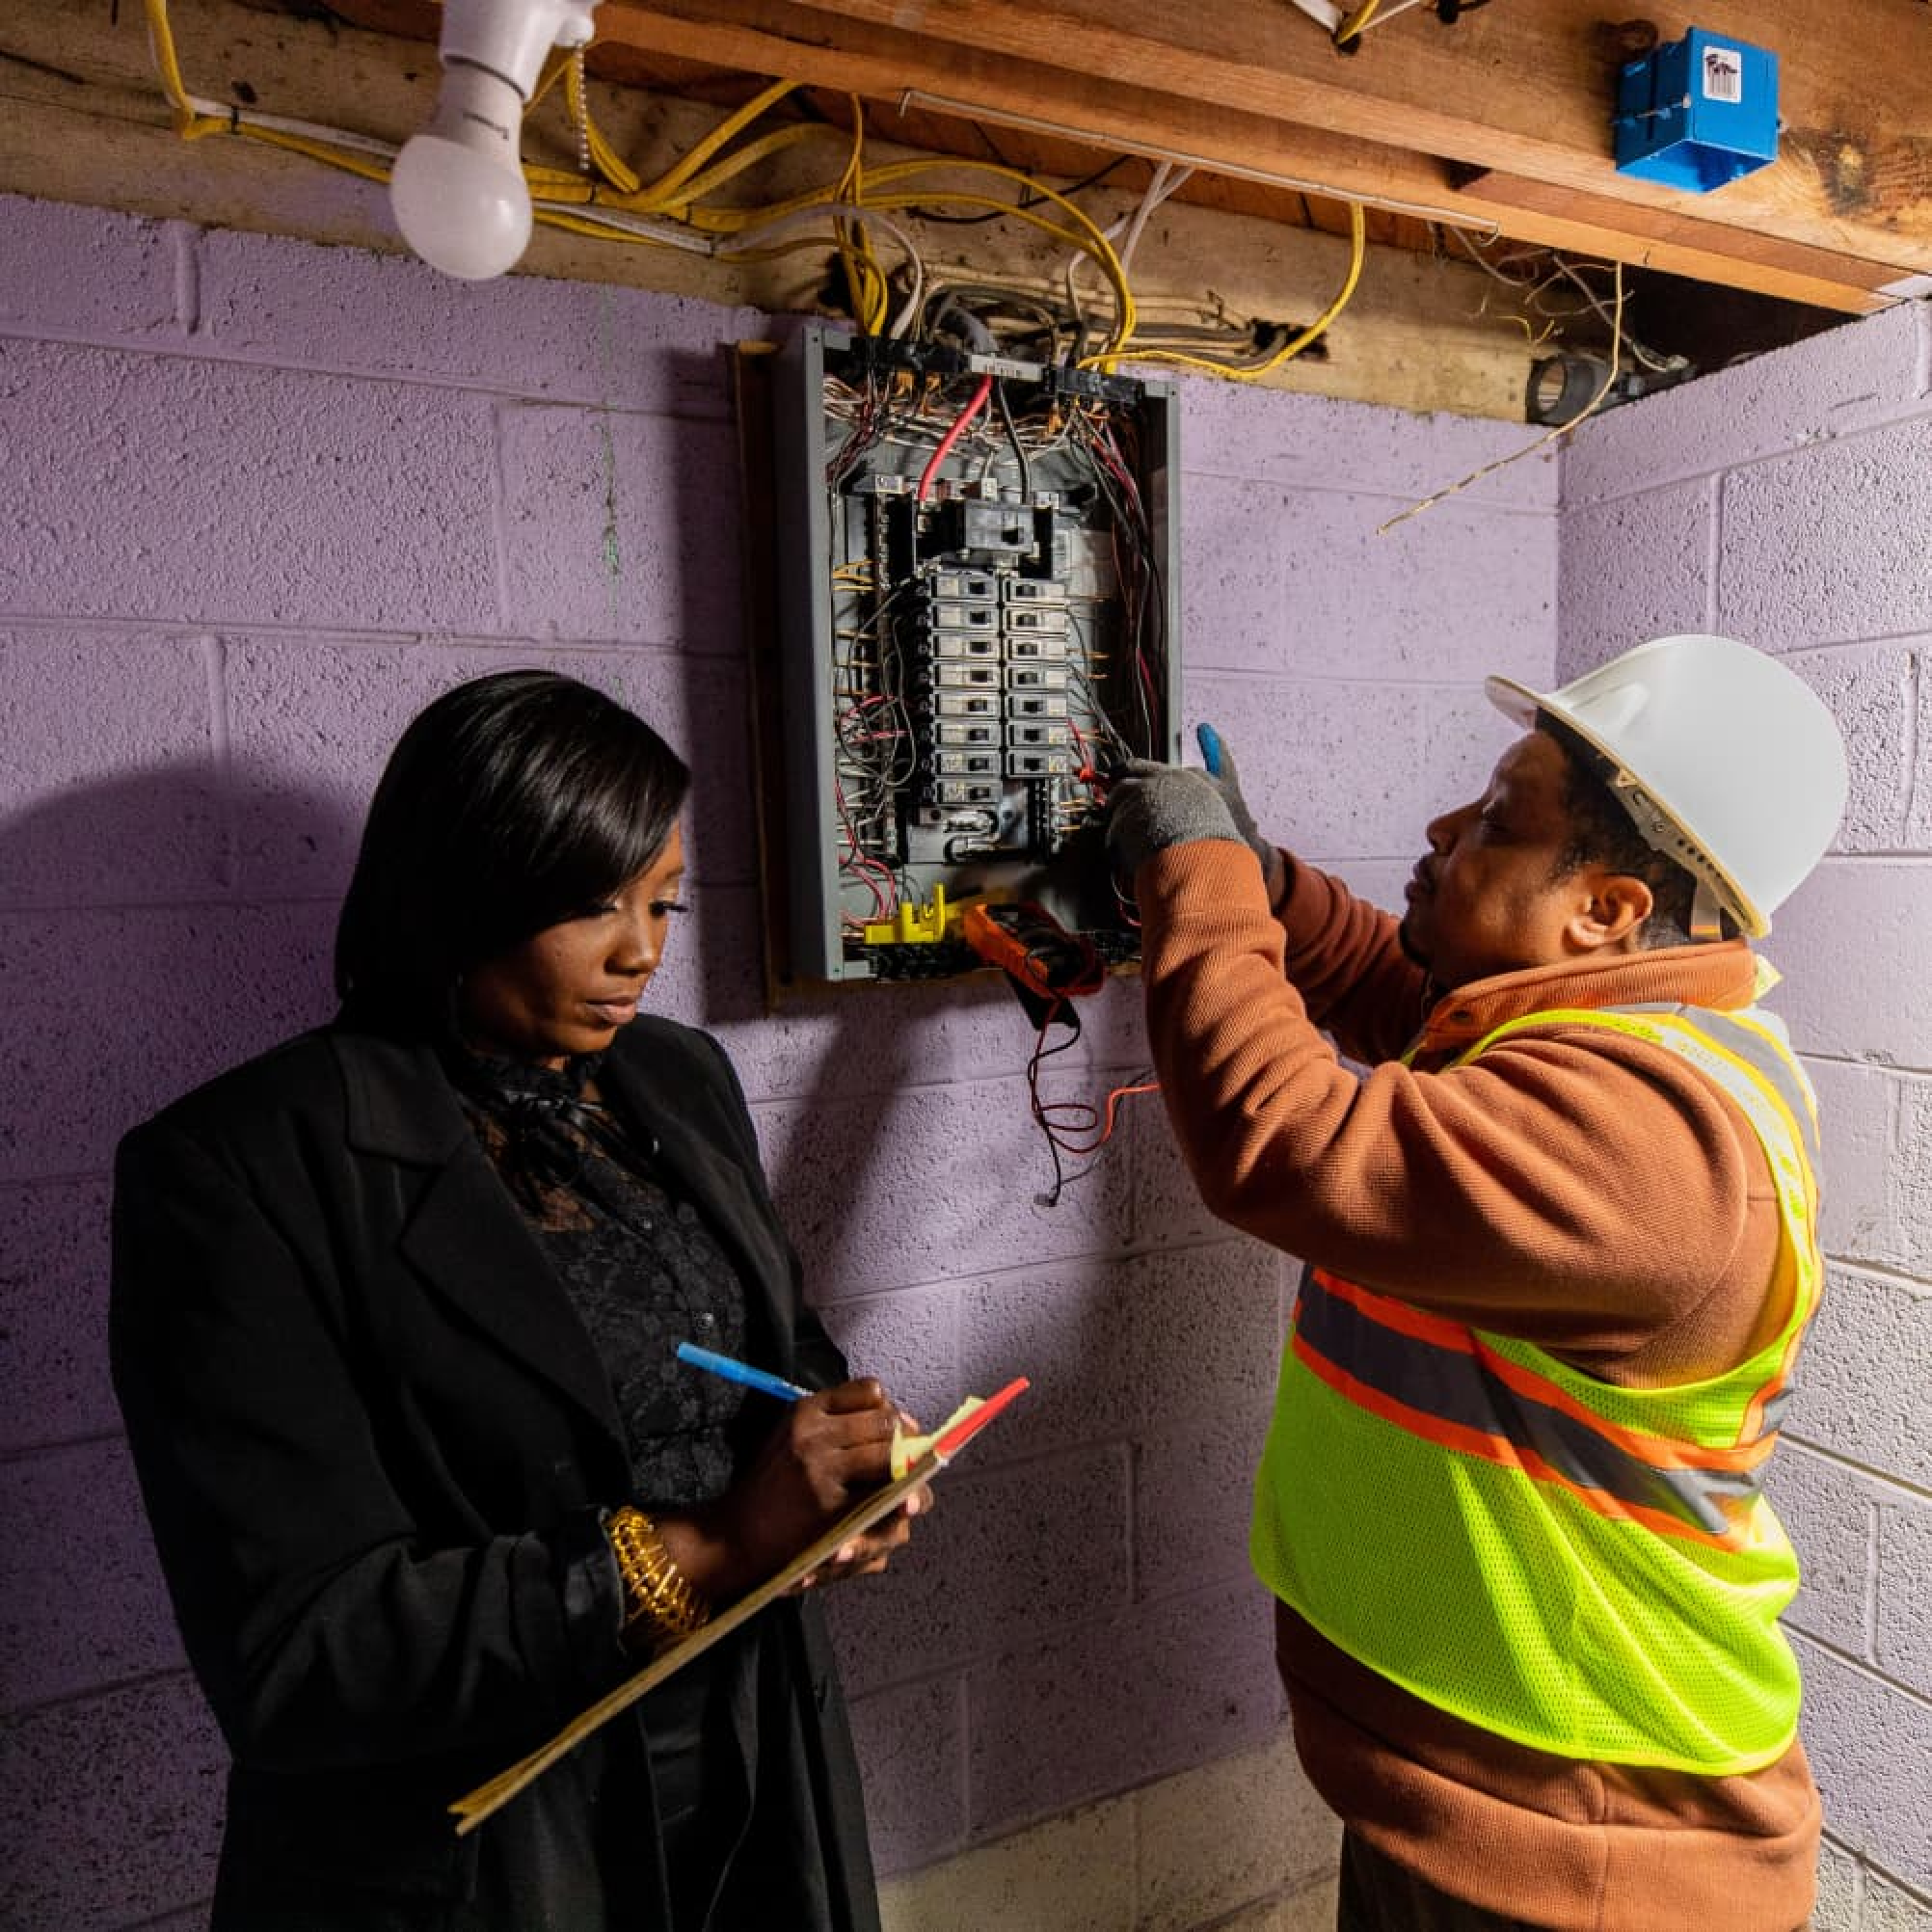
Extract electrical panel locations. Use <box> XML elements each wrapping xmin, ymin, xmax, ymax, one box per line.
<box><xmin>767</xmin><ymin>325</ymin><xmax>1182</xmax><ymax>985</ymax></box>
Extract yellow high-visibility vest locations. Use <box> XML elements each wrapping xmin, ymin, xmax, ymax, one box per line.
<box><xmin>1250</xmin><ymin>1003</ymin><xmax>1823</xmax><ymax>1773</ymax></box>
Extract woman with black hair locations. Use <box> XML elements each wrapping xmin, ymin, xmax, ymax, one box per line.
<box><xmin>111</xmin><ymin>669</ymin><xmax>922</xmax><ymax>1931</ymax></box>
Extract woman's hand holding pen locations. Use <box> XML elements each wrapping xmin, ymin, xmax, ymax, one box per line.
<box><xmin>655</xmin><ymin>1378</ymin><xmax>934</xmax><ymax>1605</ymax></box>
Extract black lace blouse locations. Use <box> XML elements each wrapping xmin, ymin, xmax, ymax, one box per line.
<box><xmin>445</xmin><ymin>1046</ymin><xmax>750</xmax><ymax>1508</ymax></box>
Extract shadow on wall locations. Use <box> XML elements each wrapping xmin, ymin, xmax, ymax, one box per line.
<box><xmin>0</xmin><ymin>763</ymin><xmax>349</xmax><ymax>1929</ymax></box>
<box><xmin>0</xmin><ymin>762</ymin><xmax>346</xmax><ymax>1449</ymax></box>
<box><xmin>0</xmin><ymin>756</ymin><xmax>346</xmax><ymax>1191</ymax></box>
<box><xmin>763</xmin><ymin>989</ymin><xmax>925</xmax><ymax>1285</ymax></box>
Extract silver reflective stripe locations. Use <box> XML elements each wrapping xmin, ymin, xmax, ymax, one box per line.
<box><xmin>1297</xmin><ymin>1274</ymin><xmax>1761</xmax><ymax>1538</ymax></box>
<box><xmin>1607</xmin><ymin>1003</ymin><xmax>1821</xmax><ymax>1174</ymax></box>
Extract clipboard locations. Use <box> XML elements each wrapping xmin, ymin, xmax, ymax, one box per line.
<box><xmin>449</xmin><ymin>1376</ymin><xmax>1030</xmax><ymax>1834</ymax></box>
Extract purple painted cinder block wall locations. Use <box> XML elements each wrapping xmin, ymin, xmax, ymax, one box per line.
<box><xmin>1558</xmin><ymin>304</ymin><xmax>1932</xmax><ymax>1929</ymax></box>
<box><xmin>0</xmin><ymin>193</ymin><xmax>1557</xmax><ymax>1928</ymax></box>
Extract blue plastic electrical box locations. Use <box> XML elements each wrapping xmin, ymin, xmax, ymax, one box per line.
<box><xmin>1614</xmin><ymin>29</ymin><xmax>1779</xmax><ymax>193</ymax></box>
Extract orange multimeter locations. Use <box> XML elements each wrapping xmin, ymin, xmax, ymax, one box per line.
<box><xmin>962</xmin><ymin>901</ymin><xmax>1106</xmax><ymax>1018</ymax></box>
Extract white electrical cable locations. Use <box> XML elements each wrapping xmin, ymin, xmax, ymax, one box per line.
<box><xmin>183</xmin><ymin>93</ymin><xmax>401</xmax><ymax>156</ymax></box>
<box><xmin>1061</xmin><ymin>158</ymin><xmax>1190</xmax><ymax>343</ymax></box>
<box><xmin>1117</xmin><ymin>162</ymin><xmax>1193</xmax><ymax>271</ymax></box>
<box><xmin>1282</xmin><ymin>0</ymin><xmax>1345</xmax><ymax>30</ymax></box>
<box><xmin>529</xmin><ymin>199</ymin><xmax>718</xmax><ymax>255</ymax></box>
<box><xmin>1445</xmin><ymin>228</ymin><xmax>1689</xmax><ymax>377</ymax></box>
<box><xmin>721</xmin><ymin>202</ymin><xmax>927</xmax><ymax>336</ymax></box>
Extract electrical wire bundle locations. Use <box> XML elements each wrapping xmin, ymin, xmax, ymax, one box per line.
<box><xmin>818</xmin><ymin>354</ymin><xmax>1166</xmax><ymax>937</ymax></box>
<box><xmin>141</xmin><ymin>0</ymin><xmax>1368</xmax><ymax>386</ymax></box>
<box><xmin>1024</xmin><ymin>1017</ymin><xmax>1160</xmax><ymax>1208</ymax></box>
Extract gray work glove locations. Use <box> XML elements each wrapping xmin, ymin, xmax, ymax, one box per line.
<box><xmin>1105</xmin><ymin>758</ymin><xmax>1245</xmax><ymax>885</ymax></box>
<box><xmin>1196</xmin><ymin>726</ymin><xmax>1287</xmax><ymax>904</ymax></box>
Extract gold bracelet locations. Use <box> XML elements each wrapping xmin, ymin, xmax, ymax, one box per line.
<box><xmin>605</xmin><ymin>1506</ymin><xmax>711</xmax><ymax>1646</ymax></box>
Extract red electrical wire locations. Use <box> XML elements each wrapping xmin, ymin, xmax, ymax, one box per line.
<box><xmin>1033</xmin><ymin>1069</ymin><xmax>1162</xmax><ymax>1159</ymax></box>
<box><xmin>833</xmin><ymin>767</ymin><xmax>898</xmax><ymax>926</ymax></box>
<box><xmin>1067</xmin><ymin>717</ymin><xmax>1108</xmax><ymax>799</ymax></box>
<box><xmin>1021</xmin><ymin>1001</ymin><xmax>1162</xmax><ymax>1203</ymax></box>
<box><xmin>916</xmin><ymin>375</ymin><xmax>995</xmax><ymax>503</ymax></box>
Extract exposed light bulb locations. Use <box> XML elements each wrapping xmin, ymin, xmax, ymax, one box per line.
<box><xmin>389</xmin><ymin>0</ymin><xmax>599</xmax><ymax>282</ymax></box>
<box><xmin>391</xmin><ymin>63</ymin><xmax>532</xmax><ymax>281</ymax></box>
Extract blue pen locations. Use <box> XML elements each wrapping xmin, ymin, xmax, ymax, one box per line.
<box><xmin>675</xmin><ymin>1340</ymin><xmax>809</xmax><ymax>1402</ymax></box>
<box><xmin>1196</xmin><ymin>720</ymin><xmax>1224</xmax><ymax>778</ymax></box>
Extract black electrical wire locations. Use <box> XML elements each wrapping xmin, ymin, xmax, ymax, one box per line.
<box><xmin>908</xmin><ymin>152</ymin><xmax>1137</xmax><ymax>227</ymax></box>
<box><xmin>1025</xmin><ymin>1002</ymin><xmax>1084</xmax><ymax>1207</ymax></box>
<box><xmin>994</xmin><ymin>380</ymin><xmax>1033</xmax><ymax>503</ymax></box>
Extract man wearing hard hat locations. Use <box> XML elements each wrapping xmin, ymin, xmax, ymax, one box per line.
<box><xmin>1107</xmin><ymin>635</ymin><xmax>1847</xmax><ymax>1932</ymax></box>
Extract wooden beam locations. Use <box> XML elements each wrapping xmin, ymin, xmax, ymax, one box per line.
<box><xmin>0</xmin><ymin>0</ymin><xmax>1545</xmax><ymax>419</ymax></box>
<box><xmin>1449</xmin><ymin>173</ymin><xmax>1897</xmax><ymax>310</ymax></box>
<box><xmin>585</xmin><ymin>0</ymin><xmax>1922</xmax><ymax>306</ymax></box>
<box><xmin>308</xmin><ymin>0</ymin><xmax>1901</xmax><ymax>309</ymax></box>
<box><xmin>711</xmin><ymin>0</ymin><xmax>1932</xmax><ymax>263</ymax></box>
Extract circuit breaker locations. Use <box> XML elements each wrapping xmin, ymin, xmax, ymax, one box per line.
<box><xmin>766</xmin><ymin>325</ymin><xmax>1183</xmax><ymax>986</ymax></box>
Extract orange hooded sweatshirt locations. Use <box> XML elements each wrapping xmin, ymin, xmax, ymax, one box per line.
<box><xmin>1134</xmin><ymin>840</ymin><xmax>1820</xmax><ymax>1932</ymax></box>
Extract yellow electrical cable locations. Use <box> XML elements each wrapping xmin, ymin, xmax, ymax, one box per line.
<box><xmin>1334</xmin><ymin>0</ymin><xmax>1382</xmax><ymax>45</ymax></box>
<box><xmin>527</xmin><ymin>80</ymin><xmax>818</xmax><ymax>210</ymax></box>
<box><xmin>630</xmin><ymin>77</ymin><xmax>800</xmax><ymax>208</ymax></box>
<box><xmin>228</xmin><ymin>125</ymin><xmax>395</xmax><ymax>185</ymax></box>
<box><xmin>833</xmin><ymin>222</ymin><xmax>867</xmax><ymax>327</ymax></box>
<box><xmin>643</xmin><ymin>125</ymin><xmax>844</xmax><ymax>212</ymax></box>
<box><xmin>837</xmin><ymin>187</ymin><xmax>1125</xmax><ymax>300</ymax></box>
<box><xmin>850</xmin><ymin>158</ymin><xmax>1137</xmax><ymax>353</ymax></box>
<box><xmin>589</xmin><ymin>123</ymin><xmax>639</xmax><ymax>193</ymax></box>
<box><xmin>526</xmin><ymin>47</ymin><xmax>574</xmax><ymax>116</ymax></box>
<box><xmin>148</xmin><ymin>0</ymin><xmax>822</xmax><ymax>250</ymax></box>
<box><xmin>845</xmin><ymin>190</ymin><xmax>1110</xmax><ymax>262</ymax></box>
<box><xmin>1124</xmin><ymin>200</ymin><xmax>1363</xmax><ymax>379</ymax></box>
<box><xmin>867</xmin><ymin>161</ymin><xmax>1131</xmax><ymax>305</ymax></box>
<box><xmin>830</xmin><ymin>98</ymin><xmax>888</xmax><ymax>335</ymax></box>
<box><xmin>836</xmin><ymin>95</ymin><xmax>865</xmax><ymax>203</ymax></box>
<box><xmin>1253</xmin><ymin>201</ymin><xmax>1363</xmax><ymax>368</ymax></box>
<box><xmin>534</xmin><ymin>45</ymin><xmax>647</xmax><ymax>199</ymax></box>
<box><xmin>145</xmin><ymin>0</ymin><xmax>206</xmax><ymax>133</ymax></box>
<box><xmin>146</xmin><ymin>0</ymin><xmax>397</xmax><ymax>190</ymax></box>
<box><xmin>522</xmin><ymin>124</ymin><xmax>761</xmax><ymax>200</ymax></box>
<box><xmin>523</xmin><ymin>123</ymin><xmax>832</xmax><ymax>207</ymax></box>
<box><xmin>148</xmin><ymin>0</ymin><xmax>1187</xmax><ymax>362</ymax></box>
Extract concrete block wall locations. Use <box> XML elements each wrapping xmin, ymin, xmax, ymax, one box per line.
<box><xmin>1558</xmin><ymin>298</ymin><xmax>1932</xmax><ymax>1930</ymax></box>
<box><xmin>0</xmin><ymin>191</ymin><xmax>1557</xmax><ymax>1928</ymax></box>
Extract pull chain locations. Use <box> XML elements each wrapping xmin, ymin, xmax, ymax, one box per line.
<box><xmin>573</xmin><ymin>45</ymin><xmax>591</xmax><ymax>177</ymax></box>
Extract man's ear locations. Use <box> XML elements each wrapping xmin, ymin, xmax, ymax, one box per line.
<box><xmin>1568</xmin><ymin>872</ymin><xmax>1653</xmax><ymax>953</ymax></box>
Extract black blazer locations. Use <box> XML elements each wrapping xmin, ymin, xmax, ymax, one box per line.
<box><xmin>111</xmin><ymin>1015</ymin><xmax>878</xmax><ymax>1931</ymax></box>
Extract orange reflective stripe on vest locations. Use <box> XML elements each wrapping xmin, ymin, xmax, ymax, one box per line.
<box><xmin>1294</xmin><ymin>1269</ymin><xmax>1774</xmax><ymax>1549</ymax></box>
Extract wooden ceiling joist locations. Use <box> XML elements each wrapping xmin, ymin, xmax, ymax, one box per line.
<box><xmin>586</xmin><ymin>0</ymin><xmax>1932</xmax><ymax>312</ymax></box>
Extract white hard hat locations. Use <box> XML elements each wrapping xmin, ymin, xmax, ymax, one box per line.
<box><xmin>1486</xmin><ymin>634</ymin><xmax>1848</xmax><ymax>937</ymax></box>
